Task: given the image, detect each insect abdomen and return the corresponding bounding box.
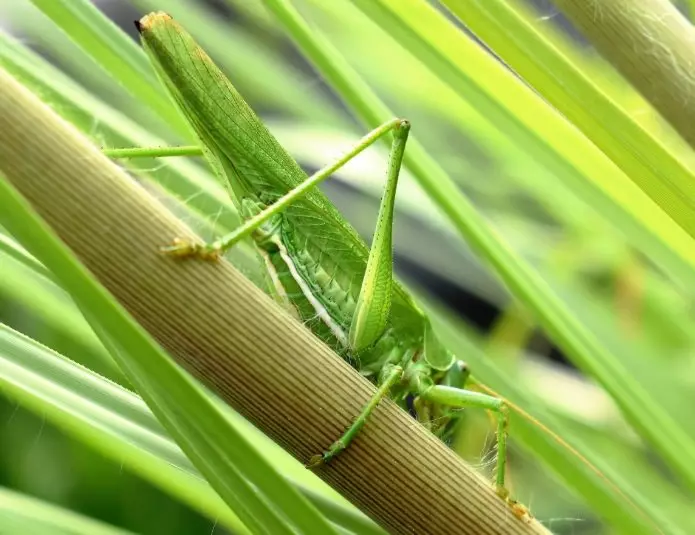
[264,244,346,350]
[282,221,361,332]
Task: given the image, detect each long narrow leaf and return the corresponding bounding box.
[28,0,190,135]
[0,322,382,535]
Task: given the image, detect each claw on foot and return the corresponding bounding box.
[496,485,533,524]
[160,237,221,261]
[508,499,533,524]
[306,454,325,469]
[307,439,344,469]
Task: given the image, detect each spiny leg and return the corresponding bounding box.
[307,364,403,468]
[173,118,409,259]
[419,385,509,499]
[106,119,409,259]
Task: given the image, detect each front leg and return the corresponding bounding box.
[160,237,222,261]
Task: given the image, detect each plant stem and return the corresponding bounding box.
[0,65,544,535]
[551,0,695,149]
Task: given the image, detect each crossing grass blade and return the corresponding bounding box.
[345,0,695,287]
[439,0,695,258]
[27,0,190,135]
[0,486,137,535]
[0,322,383,535]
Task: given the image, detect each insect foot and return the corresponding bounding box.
[305,454,325,469]
[508,499,533,525]
[496,485,510,501]
[160,237,221,261]
[307,437,348,470]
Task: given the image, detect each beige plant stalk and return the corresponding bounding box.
[0,66,548,535]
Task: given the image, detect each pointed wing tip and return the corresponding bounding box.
[136,11,173,34]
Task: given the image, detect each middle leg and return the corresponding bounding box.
[419,384,509,499]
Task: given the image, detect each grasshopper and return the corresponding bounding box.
[123,12,511,501]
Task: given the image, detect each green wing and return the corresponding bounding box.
[139,13,425,349]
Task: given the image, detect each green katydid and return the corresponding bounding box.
[117,11,514,503]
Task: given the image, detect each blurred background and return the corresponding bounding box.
[1,1,695,534]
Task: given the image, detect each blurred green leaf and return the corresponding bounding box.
[0,323,383,535]
[0,486,136,535]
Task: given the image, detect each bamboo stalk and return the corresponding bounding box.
[0,67,546,535]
